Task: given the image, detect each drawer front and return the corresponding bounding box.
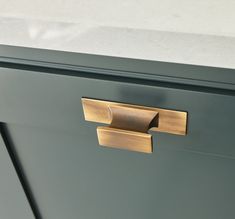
[0,68,235,219]
[0,128,34,219]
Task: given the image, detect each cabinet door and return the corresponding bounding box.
[0,130,34,219]
[0,67,235,219]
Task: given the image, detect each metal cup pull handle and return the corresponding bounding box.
[82,98,187,153]
[97,105,159,153]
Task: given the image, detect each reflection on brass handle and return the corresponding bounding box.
[82,98,187,153]
[97,105,159,153]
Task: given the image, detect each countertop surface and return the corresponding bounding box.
[0,15,235,70]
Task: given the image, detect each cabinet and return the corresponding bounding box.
[0,128,34,219]
[0,45,235,218]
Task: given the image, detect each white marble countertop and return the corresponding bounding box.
[0,15,235,69]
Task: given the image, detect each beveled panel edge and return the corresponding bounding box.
[1,44,235,91]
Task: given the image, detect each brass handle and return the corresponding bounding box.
[82,98,187,153]
[97,105,159,153]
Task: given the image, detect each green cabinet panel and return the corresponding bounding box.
[1,45,235,90]
[0,67,234,218]
[0,131,34,219]
[5,124,235,219]
[0,68,234,157]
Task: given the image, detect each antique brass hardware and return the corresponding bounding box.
[82,98,187,153]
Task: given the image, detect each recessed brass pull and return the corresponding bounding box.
[108,105,159,133]
[82,98,187,153]
[96,105,158,153]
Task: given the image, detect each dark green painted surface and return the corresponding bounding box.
[5,124,235,219]
[0,67,234,157]
[0,66,234,218]
[0,131,34,219]
[0,44,235,90]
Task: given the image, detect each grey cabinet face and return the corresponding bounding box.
[0,131,34,219]
[0,68,235,219]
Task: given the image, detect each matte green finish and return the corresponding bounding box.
[0,44,235,90]
[0,67,234,218]
[0,68,234,157]
[0,132,34,219]
[6,124,235,219]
